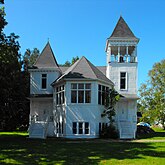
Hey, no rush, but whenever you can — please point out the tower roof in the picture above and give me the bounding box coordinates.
[54,56,113,85]
[109,16,138,39]
[34,42,59,69]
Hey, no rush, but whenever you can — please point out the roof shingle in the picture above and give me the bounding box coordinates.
[110,16,137,39]
[34,42,59,69]
[55,56,113,85]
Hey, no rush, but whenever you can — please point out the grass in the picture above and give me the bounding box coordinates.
[137,126,165,140]
[0,131,165,165]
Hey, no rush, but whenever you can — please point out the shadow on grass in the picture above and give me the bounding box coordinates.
[0,134,165,165]
[137,131,165,139]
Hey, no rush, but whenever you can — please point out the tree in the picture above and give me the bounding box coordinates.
[71,56,79,65]
[138,59,165,129]
[60,56,79,67]
[101,87,120,138]
[23,48,40,70]
[102,88,120,124]
[0,1,29,130]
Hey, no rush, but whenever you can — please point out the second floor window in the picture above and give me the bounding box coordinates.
[98,85,109,105]
[41,74,47,89]
[120,72,127,90]
[56,85,65,105]
[71,83,91,103]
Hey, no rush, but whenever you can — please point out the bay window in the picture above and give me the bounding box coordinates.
[71,83,91,103]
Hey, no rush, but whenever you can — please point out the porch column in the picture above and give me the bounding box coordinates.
[126,46,129,62]
[118,46,120,62]
[134,46,138,62]
[107,46,111,63]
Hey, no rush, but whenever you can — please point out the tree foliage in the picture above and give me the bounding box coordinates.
[0,1,29,131]
[100,87,120,138]
[102,87,120,124]
[23,48,40,70]
[138,59,165,129]
[60,56,79,67]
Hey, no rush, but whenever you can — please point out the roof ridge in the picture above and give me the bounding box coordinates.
[34,41,59,68]
[34,42,48,66]
[84,57,98,79]
[86,58,113,83]
[110,16,137,39]
[55,57,82,81]
[54,56,114,85]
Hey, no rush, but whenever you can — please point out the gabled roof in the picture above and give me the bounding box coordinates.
[34,42,59,69]
[109,16,137,39]
[55,56,113,85]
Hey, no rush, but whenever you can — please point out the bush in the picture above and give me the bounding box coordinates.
[136,125,155,138]
[100,124,119,139]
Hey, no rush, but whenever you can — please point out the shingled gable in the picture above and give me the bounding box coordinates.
[110,16,138,39]
[55,56,113,85]
[34,42,59,69]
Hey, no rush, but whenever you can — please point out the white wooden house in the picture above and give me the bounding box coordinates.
[28,16,139,139]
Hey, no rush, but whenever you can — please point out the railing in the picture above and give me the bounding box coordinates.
[28,115,49,139]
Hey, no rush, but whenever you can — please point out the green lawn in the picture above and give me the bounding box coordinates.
[0,131,165,165]
[137,126,165,140]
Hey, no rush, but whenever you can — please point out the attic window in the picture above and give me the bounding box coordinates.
[41,74,47,89]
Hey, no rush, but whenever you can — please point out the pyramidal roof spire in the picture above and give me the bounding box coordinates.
[34,41,59,69]
[110,16,137,39]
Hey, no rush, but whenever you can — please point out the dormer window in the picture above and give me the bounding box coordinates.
[41,74,47,89]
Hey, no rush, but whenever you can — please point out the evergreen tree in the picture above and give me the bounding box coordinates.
[23,48,40,70]
[60,56,79,67]
[0,1,29,130]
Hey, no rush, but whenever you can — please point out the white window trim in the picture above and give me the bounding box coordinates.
[72,122,90,135]
[119,72,128,91]
[41,73,47,90]
[71,83,91,104]
[56,85,65,105]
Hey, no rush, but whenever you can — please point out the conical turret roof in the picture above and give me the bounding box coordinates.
[34,42,59,69]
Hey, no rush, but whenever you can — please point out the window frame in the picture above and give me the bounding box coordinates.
[98,84,109,105]
[120,72,127,90]
[41,73,47,89]
[71,83,91,104]
[56,85,65,105]
[72,122,90,135]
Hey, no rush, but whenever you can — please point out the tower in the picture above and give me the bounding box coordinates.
[105,16,140,139]
[105,16,139,96]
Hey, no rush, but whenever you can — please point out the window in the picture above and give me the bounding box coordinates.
[99,122,108,135]
[120,72,127,90]
[98,85,109,105]
[79,122,83,134]
[71,83,91,103]
[72,122,90,135]
[56,122,63,134]
[73,122,77,134]
[56,85,65,105]
[41,74,47,89]
[56,122,59,133]
[85,122,89,134]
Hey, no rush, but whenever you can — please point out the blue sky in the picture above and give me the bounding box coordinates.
[3,0,165,88]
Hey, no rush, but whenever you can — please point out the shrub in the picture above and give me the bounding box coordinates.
[100,124,119,139]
